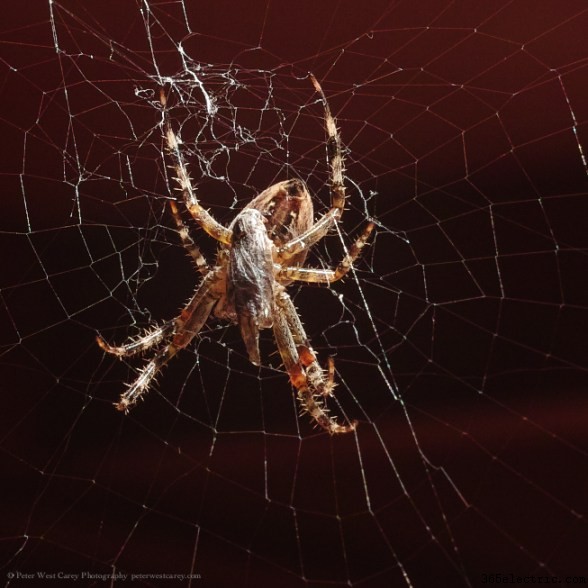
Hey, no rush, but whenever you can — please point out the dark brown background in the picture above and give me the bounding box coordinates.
[1,1,587,586]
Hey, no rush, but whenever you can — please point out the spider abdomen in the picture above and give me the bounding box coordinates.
[228,208,275,365]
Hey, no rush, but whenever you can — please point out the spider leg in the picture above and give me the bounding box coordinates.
[278,211,339,260]
[279,221,374,283]
[278,75,347,261]
[109,271,220,411]
[160,88,232,245]
[273,289,357,435]
[275,290,335,396]
[169,201,209,274]
[310,74,345,214]
[97,322,174,358]
[115,343,176,412]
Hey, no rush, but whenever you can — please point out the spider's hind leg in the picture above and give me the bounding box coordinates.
[283,299,338,399]
[273,289,356,434]
[97,322,174,358]
[97,323,177,411]
[114,342,178,412]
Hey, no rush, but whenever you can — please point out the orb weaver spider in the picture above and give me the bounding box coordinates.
[97,75,374,434]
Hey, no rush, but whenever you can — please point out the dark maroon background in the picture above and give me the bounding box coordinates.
[1,1,587,587]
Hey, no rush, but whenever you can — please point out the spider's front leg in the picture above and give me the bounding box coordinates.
[273,289,357,435]
[277,75,348,262]
[160,88,232,246]
[169,200,209,275]
[310,74,345,215]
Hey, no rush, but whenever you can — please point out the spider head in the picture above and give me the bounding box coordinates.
[246,179,314,250]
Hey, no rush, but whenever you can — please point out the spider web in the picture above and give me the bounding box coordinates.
[2,1,588,586]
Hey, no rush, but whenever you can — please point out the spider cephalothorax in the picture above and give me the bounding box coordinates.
[97,75,374,434]
[247,178,314,255]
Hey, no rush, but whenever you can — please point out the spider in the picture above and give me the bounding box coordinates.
[97,75,374,434]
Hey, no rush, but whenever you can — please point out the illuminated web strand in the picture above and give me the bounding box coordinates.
[558,74,588,176]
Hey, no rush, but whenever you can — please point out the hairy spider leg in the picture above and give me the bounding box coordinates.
[275,290,335,398]
[278,75,355,262]
[160,88,232,245]
[277,77,343,261]
[114,273,219,411]
[273,289,357,434]
[278,210,340,260]
[169,201,209,274]
[95,200,215,363]
[97,322,175,357]
[278,221,375,283]
[310,74,346,214]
